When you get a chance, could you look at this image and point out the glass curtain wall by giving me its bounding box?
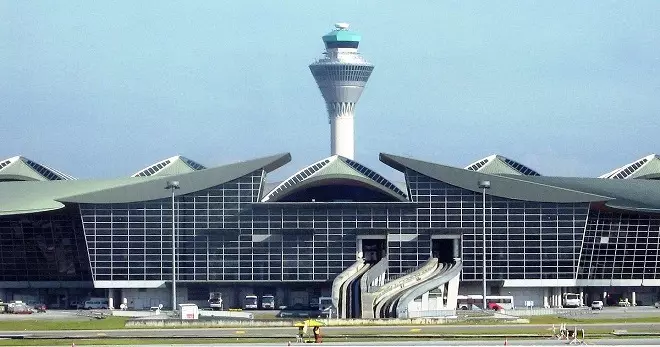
[0,206,91,282]
[405,169,589,281]
[579,210,660,280]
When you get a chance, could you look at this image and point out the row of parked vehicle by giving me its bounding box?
[0,301,47,314]
[590,299,660,310]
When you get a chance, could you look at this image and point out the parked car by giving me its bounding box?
[654,301,660,309]
[618,298,631,307]
[33,303,47,313]
[487,302,503,311]
[7,301,32,314]
[591,300,604,310]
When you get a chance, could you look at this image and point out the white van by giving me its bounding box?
[83,298,109,309]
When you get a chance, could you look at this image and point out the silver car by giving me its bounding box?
[591,300,604,310]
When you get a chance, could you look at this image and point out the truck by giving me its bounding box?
[208,292,223,311]
[562,293,581,308]
[261,294,275,309]
[244,295,258,310]
[83,298,109,309]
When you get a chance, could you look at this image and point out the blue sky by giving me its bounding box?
[1,1,659,181]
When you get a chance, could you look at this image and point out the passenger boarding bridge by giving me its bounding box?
[332,234,463,319]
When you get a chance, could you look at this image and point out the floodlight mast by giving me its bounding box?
[165,180,180,311]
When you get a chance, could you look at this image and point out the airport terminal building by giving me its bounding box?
[2,24,660,316]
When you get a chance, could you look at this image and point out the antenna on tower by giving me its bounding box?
[335,22,350,30]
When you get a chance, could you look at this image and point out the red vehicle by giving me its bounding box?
[33,303,47,313]
[487,302,503,311]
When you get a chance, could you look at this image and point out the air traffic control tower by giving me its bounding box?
[310,23,374,160]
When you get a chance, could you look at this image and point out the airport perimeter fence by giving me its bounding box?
[405,307,592,319]
[503,307,592,317]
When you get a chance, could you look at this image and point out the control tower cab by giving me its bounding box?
[309,23,374,160]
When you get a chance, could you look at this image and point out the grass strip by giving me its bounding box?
[0,317,128,331]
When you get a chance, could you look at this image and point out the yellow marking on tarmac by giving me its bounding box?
[235,330,246,334]
[410,328,421,332]
[97,333,107,336]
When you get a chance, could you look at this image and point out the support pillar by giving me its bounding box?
[632,292,636,306]
[421,292,429,311]
[543,288,549,309]
[551,292,556,308]
[603,291,608,305]
[580,290,584,307]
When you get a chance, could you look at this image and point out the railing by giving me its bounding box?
[503,307,591,317]
[361,256,389,293]
[406,309,457,318]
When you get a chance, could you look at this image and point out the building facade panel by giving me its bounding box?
[578,210,660,280]
[405,169,590,281]
[79,168,433,282]
[80,170,266,282]
[0,206,92,282]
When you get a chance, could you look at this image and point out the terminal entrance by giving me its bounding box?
[361,238,386,264]
[432,237,458,263]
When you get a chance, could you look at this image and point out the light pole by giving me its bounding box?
[478,180,491,311]
[165,180,180,311]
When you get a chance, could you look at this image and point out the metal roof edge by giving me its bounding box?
[379,153,612,203]
[60,153,291,204]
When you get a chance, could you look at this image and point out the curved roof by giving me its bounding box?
[599,154,660,179]
[262,155,407,202]
[381,153,660,213]
[465,154,541,176]
[132,155,206,177]
[0,156,76,181]
[0,153,290,216]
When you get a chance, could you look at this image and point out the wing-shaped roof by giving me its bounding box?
[0,153,290,216]
[0,156,76,181]
[132,155,206,177]
[599,154,660,179]
[262,155,408,202]
[381,153,660,213]
[465,154,541,176]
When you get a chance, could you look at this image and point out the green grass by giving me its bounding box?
[0,317,128,331]
[0,314,659,332]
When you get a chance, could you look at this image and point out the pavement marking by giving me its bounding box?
[97,333,107,336]
[410,328,421,332]
[235,330,246,334]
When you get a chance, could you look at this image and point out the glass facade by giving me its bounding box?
[2,163,660,287]
[405,169,590,281]
[578,210,660,280]
[0,206,91,282]
[310,64,373,83]
[80,169,422,282]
